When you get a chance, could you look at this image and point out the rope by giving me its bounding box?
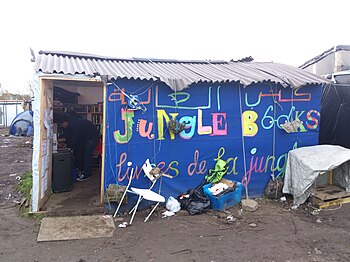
[134,81,155,95]
[151,84,169,163]
[152,82,161,193]
[147,82,165,194]
[238,84,249,199]
[152,83,157,164]
[272,84,277,179]
[109,81,147,112]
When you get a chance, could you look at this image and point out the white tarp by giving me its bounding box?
[283,145,350,207]
[31,73,41,212]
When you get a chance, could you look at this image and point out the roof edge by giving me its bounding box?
[299,45,350,69]
[38,50,227,64]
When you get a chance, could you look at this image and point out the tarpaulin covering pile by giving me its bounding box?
[283,145,350,207]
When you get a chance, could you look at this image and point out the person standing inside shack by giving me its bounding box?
[59,114,100,181]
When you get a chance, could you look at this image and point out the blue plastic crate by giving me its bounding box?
[203,180,242,211]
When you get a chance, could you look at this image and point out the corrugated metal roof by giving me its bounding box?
[299,45,350,69]
[249,62,329,88]
[34,50,329,91]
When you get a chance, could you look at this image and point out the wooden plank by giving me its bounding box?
[313,184,350,209]
[39,76,102,82]
[328,170,333,185]
[37,78,45,209]
[314,196,350,209]
[47,84,54,206]
[38,79,54,210]
[314,185,350,201]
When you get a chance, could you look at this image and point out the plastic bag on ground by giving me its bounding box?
[177,180,211,215]
[166,196,181,213]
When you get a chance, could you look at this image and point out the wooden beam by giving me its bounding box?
[39,76,102,83]
[328,170,333,185]
[37,78,45,209]
[38,79,54,210]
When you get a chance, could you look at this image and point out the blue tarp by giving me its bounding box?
[104,79,322,199]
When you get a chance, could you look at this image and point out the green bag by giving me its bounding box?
[205,159,229,183]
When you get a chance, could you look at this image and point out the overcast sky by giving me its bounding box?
[1,0,349,94]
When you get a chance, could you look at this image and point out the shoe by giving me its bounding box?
[76,175,91,182]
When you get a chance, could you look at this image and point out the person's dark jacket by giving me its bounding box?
[65,116,100,150]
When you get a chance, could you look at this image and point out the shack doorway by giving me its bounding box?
[38,78,105,215]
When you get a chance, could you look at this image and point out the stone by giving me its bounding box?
[241,199,259,212]
[216,211,227,219]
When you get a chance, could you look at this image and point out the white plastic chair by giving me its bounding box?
[113,160,165,225]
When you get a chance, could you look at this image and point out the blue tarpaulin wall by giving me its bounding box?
[104,78,322,199]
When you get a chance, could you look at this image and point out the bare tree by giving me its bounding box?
[0,83,9,96]
[25,81,34,97]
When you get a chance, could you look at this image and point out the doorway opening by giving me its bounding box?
[41,79,104,216]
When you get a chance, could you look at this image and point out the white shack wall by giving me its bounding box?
[0,102,23,127]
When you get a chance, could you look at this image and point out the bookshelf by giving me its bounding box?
[76,103,103,125]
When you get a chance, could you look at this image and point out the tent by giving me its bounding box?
[30,50,328,212]
[283,145,350,207]
[9,110,34,136]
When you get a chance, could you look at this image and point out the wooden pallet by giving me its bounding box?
[312,185,350,209]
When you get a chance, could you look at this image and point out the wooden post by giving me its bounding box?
[328,170,333,185]
[37,78,45,208]
[37,78,53,210]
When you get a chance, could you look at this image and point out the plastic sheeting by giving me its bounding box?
[319,83,350,148]
[104,78,322,201]
[31,73,41,212]
[283,145,350,207]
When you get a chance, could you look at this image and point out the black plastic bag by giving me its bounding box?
[264,177,284,199]
[177,180,211,215]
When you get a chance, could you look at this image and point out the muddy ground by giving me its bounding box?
[0,128,349,262]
